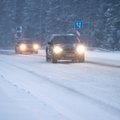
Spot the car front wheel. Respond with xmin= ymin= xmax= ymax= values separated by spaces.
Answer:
xmin=46 ymin=54 xmax=50 ymax=62
xmin=78 ymin=54 xmax=85 ymax=62
xmin=51 ymin=55 xmax=57 ymax=63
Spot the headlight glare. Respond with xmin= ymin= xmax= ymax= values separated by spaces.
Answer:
xmin=53 ymin=46 xmax=63 ymax=54
xmin=76 ymin=45 xmax=85 ymax=53
xmin=33 ymin=44 xmax=39 ymax=50
xmin=19 ymin=44 xmax=26 ymax=51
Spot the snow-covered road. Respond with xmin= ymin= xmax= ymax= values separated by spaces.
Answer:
xmin=0 ymin=49 xmax=120 ymax=120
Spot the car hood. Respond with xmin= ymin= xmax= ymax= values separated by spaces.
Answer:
xmin=55 ymin=44 xmax=78 ymax=48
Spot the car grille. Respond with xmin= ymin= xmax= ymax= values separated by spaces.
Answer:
xmin=64 ymin=48 xmax=75 ymax=53
xmin=27 ymin=44 xmax=33 ymax=48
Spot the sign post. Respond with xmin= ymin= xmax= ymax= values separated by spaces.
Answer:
xmin=74 ymin=20 xmax=83 ymax=41
xmin=15 ymin=26 xmax=23 ymax=40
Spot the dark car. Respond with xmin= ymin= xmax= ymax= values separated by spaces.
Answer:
xmin=46 ymin=34 xmax=86 ymax=63
xmin=15 ymin=40 xmax=40 ymax=54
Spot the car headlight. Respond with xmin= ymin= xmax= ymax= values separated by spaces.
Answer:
xmin=19 ymin=44 xmax=26 ymax=51
xmin=33 ymin=44 xmax=39 ymax=50
xmin=53 ymin=46 xmax=63 ymax=54
xmin=76 ymin=45 xmax=85 ymax=54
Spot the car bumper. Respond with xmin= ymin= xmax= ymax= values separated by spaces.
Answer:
xmin=17 ymin=47 xmax=38 ymax=53
xmin=53 ymin=52 xmax=84 ymax=60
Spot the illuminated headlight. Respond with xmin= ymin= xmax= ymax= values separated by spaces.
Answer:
xmin=53 ymin=46 xmax=63 ymax=54
xmin=33 ymin=44 xmax=39 ymax=50
xmin=76 ymin=45 xmax=85 ymax=54
xmin=19 ymin=44 xmax=26 ymax=51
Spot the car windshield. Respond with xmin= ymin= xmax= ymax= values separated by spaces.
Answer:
xmin=52 ymin=35 xmax=79 ymax=44
xmin=18 ymin=40 xmax=33 ymax=44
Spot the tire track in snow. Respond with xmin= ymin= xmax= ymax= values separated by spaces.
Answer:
xmin=86 ymin=61 xmax=120 ymax=68
xmin=2 ymin=60 xmax=120 ymax=117
xmin=38 ymin=54 xmax=120 ymax=68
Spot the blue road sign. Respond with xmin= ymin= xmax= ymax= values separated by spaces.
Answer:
xmin=74 ymin=21 xmax=83 ymax=29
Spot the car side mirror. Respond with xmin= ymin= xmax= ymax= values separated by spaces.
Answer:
xmin=48 ymin=41 xmax=51 ymax=45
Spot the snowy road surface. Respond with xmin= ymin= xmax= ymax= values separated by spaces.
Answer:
xmin=0 ymin=49 xmax=120 ymax=120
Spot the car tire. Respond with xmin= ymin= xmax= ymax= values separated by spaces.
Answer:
xmin=15 ymin=50 xmax=19 ymax=54
xmin=51 ymin=56 xmax=57 ymax=63
xmin=78 ymin=54 xmax=85 ymax=63
xmin=46 ymin=54 xmax=50 ymax=62
xmin=46 ymin=49 xmax=50 ymax=62
xmin=15 ymin=50 xmax=18 ymax=54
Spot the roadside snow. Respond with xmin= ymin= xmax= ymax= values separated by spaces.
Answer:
xmin=86 ymin=50 xmax=120 ymax=66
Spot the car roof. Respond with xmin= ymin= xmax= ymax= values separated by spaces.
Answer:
xmin=51 ymin=34 xmax=74 ymax=37
xmin=50 ymin=34 xmax=75 ymax=40
xmin=16 ymin=40 xmax=34 ymax=44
